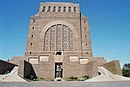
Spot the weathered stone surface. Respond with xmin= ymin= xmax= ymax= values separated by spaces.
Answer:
xmin=102 ymin=60 xmax=122 ymax=75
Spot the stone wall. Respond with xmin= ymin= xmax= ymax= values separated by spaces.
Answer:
xmin=0 ymin=60 xmax=17 ymax=74
xmin=18 ymin=60 xmax=36 ymax=79
xmin=9 ymin=56 xmax=27 ymax=65
xmin=92 ymin=57 xmax=107 ymax=66
xmin=102 ymin=60 xmax=122 ymax=75
xmin=34 ymin=55 xmax=55 ymax=80
xmin=28 ymin=55 xmax=88 ymax=80
xmin=25 ymin=2 xmax=93 ymax=59
xmin=86 ymin=61 xmax=98 ymax=78
xmin=86 ymin=57 xmax=107 ymax=78
xmin=63 ymin=55 xmax=87 ymax=78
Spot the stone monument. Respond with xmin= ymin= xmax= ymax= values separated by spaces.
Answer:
xmin=8 ymin=2 xmax=122 ymax=81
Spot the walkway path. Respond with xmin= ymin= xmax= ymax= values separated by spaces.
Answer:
xmin=0 ymin=81 xmax=130 ymax=87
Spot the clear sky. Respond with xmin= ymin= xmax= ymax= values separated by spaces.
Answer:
xmin=0 ymin=0 xmax=130 ymax=67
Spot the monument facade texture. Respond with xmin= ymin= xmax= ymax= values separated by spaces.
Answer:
xmin=9 ymin=2 xmax=122 ymax=80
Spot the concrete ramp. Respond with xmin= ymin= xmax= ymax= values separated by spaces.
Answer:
xmin=0 ymin=66 xmax=26 ymax=82
xmin=86 ymin=67 xmax=130 ymax=82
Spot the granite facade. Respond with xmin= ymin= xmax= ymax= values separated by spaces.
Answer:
xmin=8 ymin=2 xmax=122 ymax=80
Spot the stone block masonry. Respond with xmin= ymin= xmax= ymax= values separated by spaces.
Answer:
xmin=102 ymin=60 xmax=122 ymax=75
xmin=18 ymin=60 xmax=36 ymax=79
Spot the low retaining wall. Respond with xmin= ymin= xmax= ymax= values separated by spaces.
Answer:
xmin=18 ymin=60 xmax=36 ymax=79
xmin=102 ymin=60 xmax=122 ymax=75
xmin=0 ymin=60 xmax=17 ymax=74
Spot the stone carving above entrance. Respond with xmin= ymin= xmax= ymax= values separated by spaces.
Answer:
xmin=44 ymin=24 xmax=74 ymax=51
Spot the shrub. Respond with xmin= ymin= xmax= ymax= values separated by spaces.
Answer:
xmin=65 ymin=75 xmax=89 ymax=81
xmin=65 ymin=76 xmax=78 ymax=81
xmin=69 ymin=76 xmax=78 ymax=80
xmin=122 ymin=63 xmax=130 ymax=78
xmin=82 ymin=75 xmax=89 ymax=80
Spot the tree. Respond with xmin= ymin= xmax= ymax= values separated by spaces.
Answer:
xmin=122 ymin=63 xmax=130 ymax=77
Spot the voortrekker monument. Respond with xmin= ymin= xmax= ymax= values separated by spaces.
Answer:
xmin=0 ymin=2 xmax=124 ymax=81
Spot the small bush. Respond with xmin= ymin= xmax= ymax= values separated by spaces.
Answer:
xmin=65 ymin=76 xmax=78 ymax=81
xmin=40 ymin=77 xmax=44 ymax=80
xmin=82 ymin=75 xmax=89 ymax=80
xmin=65 ymin=75 xmax=89 ymax=81
xmin=26 ymin=75 xmax=35 ymax=80
xmin=34 ymin=77 xmax=44 ymax=81
xmin=69 ymin=76 xmax=78 ymax=80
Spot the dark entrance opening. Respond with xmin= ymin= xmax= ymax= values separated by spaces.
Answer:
xmin=98 ymin=72 xmax=101 ymax=75
xmin=55 ymin=63 xmax=63 ymax=78
xmin=56 ymin=51 xmax=62 ymax=55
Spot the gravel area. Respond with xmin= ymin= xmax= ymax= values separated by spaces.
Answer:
xmin=0 ymin=81 xmax=130 ymax=87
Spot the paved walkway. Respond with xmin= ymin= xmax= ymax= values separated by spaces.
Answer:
xmin=0 ymin=81 xmax=130 ymax=87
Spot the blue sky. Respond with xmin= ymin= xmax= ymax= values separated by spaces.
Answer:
xmin=0 ymin=0 xmax=130 ymax=67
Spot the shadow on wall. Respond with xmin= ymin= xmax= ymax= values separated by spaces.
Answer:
xmin=0 ymin=60 xmax=17 ymax=74
xmin=24 ymin=61 xmax=36 ymax=80
xmin=18 ymin=60 xmax=36 ymax=80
